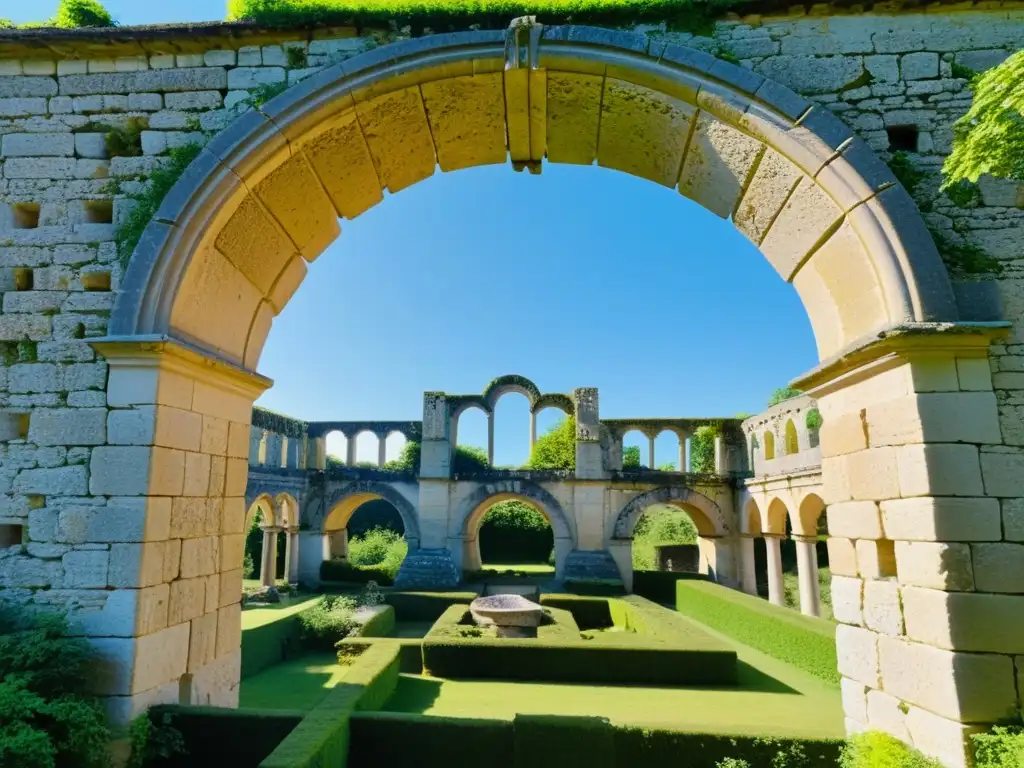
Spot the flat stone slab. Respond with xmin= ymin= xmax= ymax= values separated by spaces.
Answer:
xmin=470 ymin=594 xmax=544 ymax=629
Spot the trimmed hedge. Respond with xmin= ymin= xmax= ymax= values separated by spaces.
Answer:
xmin=260 ymin=643 xmax=401 ymax=768
xmin=385 ymin=590 xmax=482 ymax=621
xmin=146 ymin=705 xmax=304 ymax=767
xmin=348 ymin=711 xmax=515 ymax=768
xmin=539 ymin=594 xmax=613 ymax=629
xmin=352 ymin=605 xmax=396 ymax=638
xmin=340 ymin=637 xmax=423 ymax=673
xmin=632 ymin=570 xmax=707 ymax=604
xmin=345 ymin=711 xmax=841 ymax=768
xmin=320 ymin=559 xmax=394 ymax=586
xmin=242 ymin=601 xmax=320 ymax=679
xmin=515 ymin=715 xmax=615 ymax=768
xmin=421 ymin=597 xmax=736 ymax=685
xmin=564 ymin=578 xmax=626 ymax=596
xmin=615 ymin=727 xmax=844 ymax=767
xmin=675 ymin=580 xmax=839 ymax=685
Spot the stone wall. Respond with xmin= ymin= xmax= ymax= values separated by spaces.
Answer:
xmin=1 ymin=8 xmax=1023 ymax=758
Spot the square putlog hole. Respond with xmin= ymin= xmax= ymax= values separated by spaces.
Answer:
xmin=83 ymin=200 xmax=114 ymax=224
xmin=81 ymin=269 xmax=111 ymax=292
xmin=11 ymin=203 xmax=41 ymax=229
xmin=13 ymin=268 xmax=33 ymax=291
xmin=0 ymin=524 xmax=24 ymax=548
xmin=887 ymin=125 xmax=919 ymax=152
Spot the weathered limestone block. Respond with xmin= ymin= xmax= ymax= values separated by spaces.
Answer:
xmin=421 ymin=73 xmax=507 ymax=173
xmin=830 ymin=574 xmax=864 ymax=625
xmin=253 ymin=154 xmax=339 ymax=260
xmin=13 ymin=465 xmax=88 ymax=495
xmin=881 ymin=497 xmax=1002 ymax=542
xmin=59 ymin=68 xmax=228 ymax=96
xmin=678 ymin=115 xmax=762 ymax=217
xmin=108 ymin=542 xmax=165 ymax=588
xmin=906 ymin=706 xmax=986 ymax=768
xmin=180 ymin=536 xmax=219 ymax=579
xmin=760 ymin=177 xmax=843 ymax=280
xmin=4 ymin=134 xmax=74 ymax=159
xmin=903 ymin=586 xmax=1024 ymax=654
xmin=756 ymin=55 xmax=863 ymax=94
xmin=901 ymin=52 xmax=939 ymax=80
xmin=867 ymin=689 xmax=910 ymax=741
xmin=0 ymin=76 xmax=59 ymax=98
xmin=169 ymin=577 xmax=206 ymax=625
xmin=133 ymin=622 xmax=190 ymax=692
xmin=0 ymin=97 xmax=48 ymax=116
xmin=545 ymin=72 xmax=602 ymax=166
xmin=836 ymin=624 xmax=880 ymax=687
xmin=896 ymin=541 xmax=974 ymax=591
xmin=225 ymin=66 xmax=285 ymax=90
xmin=826 ymin=501 xmax=883 ymax=539
xmin=188 ymin=610 xmax=218 ymax=673
xmin=8 ymin=363 xmax=61 ymax=393
xmin=62 ymin=548 xmax=109 ymax=588
xmin=862 ymin=579 xmax=904 ymax=636
xmin=733 ymin=149 xmax=802 ymax=245
xmin=27 ymin=408 xmax=106 ymax=446
xmin=895 ymin=443 xmax=984 ymax=497
xmin=980 ymin=449 xmax=1024 ymax=497
xmin=878 ymin=635 xmax=1017 ymax=723
xmin=841 ymin=677 xmax=868 ymax=722
xmin=89 ymin=446 xmax=152 ymax=496
xmin=868 ymin=392 xmax=1002 ymax=447
xmin=970 ymin=543 xmax=1024 ymax=593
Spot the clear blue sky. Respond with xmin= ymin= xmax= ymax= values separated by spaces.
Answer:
xmin=18 ymin=1 xmax=818 ymax=467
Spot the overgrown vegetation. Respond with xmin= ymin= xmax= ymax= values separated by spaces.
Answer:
xmin=297 ymin=594 xmax=357 ymax=650
xmin=114 ymin=142 xmax=204 ymax=270
xmin=631 ymin=506 xmax=698 ymax=570
xmin=348 ymin=527 xmax=407 ymax=580
xmin=931 ymin=229 xmax=1003 ymax=276
xmin=943 ymin=50 xmax=1024 ymax=187
xmin=839 ymin=731 xmax=942 ymax=768
xmin=9 ymin=0 xmax=114 ymax=28
xmin=105 ymin=117 xmax=147 ymax=158
xmin=480 ymin=500 xmax=553 ymax=564
xmin=524 ymin=417 xmax=576 ymax=470
xmin=379 ymin=440 xmax=490 ymax=473
xmin=767 ymin=386 xmax=802 ymax=408
xmin=622 ymin=444 xmax=641 ymax=468
xmin=972 ymin=725 xmax=1024 ymax=768
xmin=0 ymin=606 xmax=110 ymax=768
xmin=227 ymin=0 xmax=744 ymax=36
xmin=689 ymin=425 xmax=717 ymax=473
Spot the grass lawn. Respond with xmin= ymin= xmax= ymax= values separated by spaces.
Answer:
xmin=238 ymin=652 xmax=349 ymax=711
xmin=382 ymin=616 xmax=843 ymax=740
xmin=240 ymin=595 xmax=321 ymax=631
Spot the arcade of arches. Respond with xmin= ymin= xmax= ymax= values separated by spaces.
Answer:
xmin=0 ymin=17 xmax=1022 ymax=768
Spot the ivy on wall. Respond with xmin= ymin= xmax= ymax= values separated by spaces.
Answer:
xmin=252 ymin=406 xmax=309 ymax=438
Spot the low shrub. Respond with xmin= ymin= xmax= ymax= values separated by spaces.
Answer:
xmin=839 ymin=731 xmax=942 ymax=767
xmin=348 ymin=527 xmax=407 ymax=579
xmin=298 ymin=595 xmax=357 ymax=651
xmin=350 ymin=605 xmax=396 ymax=639
xmin=348 ymin=711 xmax=515 ymax=768
xmin=675 ymin=580 xmax=839 ymax=685
xmin=479 ymin=500 xmax=553 ymax=563
xmin=0 ymin=605 xmax=110 ymax=768
xmin=631 ymin=506 xmax=698 ymax=570
xmin=972 ymin=725 xmax=1024 ymax=768
xmin=140 ymin=706 xmax=302 ymax=767
xmin=617 ymin=729 xmax=843 ymax=768
xmin=341 ymin=637 xmax=424 ymax=673
xmin=320 ymin=559 xmax=394 ymax=586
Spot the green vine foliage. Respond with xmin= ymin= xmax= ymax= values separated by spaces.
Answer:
xmin=115 ymin=142 xmax=203 ymax=270
xmin=931 ymin=230 xmax=1003 ymax=276
xmin=944 ymin=179 xmax=983 ymax=208
xmin=767 ymin=386 xmax=802 ymax=408
xmin=227 ymin=0 xmax=740 ymax=36
xmin=943 ymin=50 xmax=1024 ymax=187
xmin=805 ymin=408 xmax=822 ymax=431
xmin=689 ymin=425 xmax=717 ymax=473
xmin=524 ymin=417 xmax=576 ymax=470
xmin=887 ymin=151 xmax=927 ymax=197
xmin=622 ymin=444 xmax=641 ymax=468
xmin=10 ymin=0 xmax=114 ymax=28
xmin=252 ymin=406 xmax=308 ymax=439
xmin=380 ymin=441 xmax=490 ymax=473
xmin=105 ymin=117 xmax=148 ymax=158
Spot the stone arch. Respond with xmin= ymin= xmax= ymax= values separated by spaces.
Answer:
xmin=110 ymin=25 xmax=956 ymax=369
xmin=612 ymin=486 xmax=727 ymax=540
xmin=532 ymin=393 xmax=574 ymax=416
xmin=742 ymin=495 xmax=763 ymax=536
xmin=764 ymin=496 xmax=791 ymax=535
xmin=451 ymin=400 xmax=490 ymax=451
xmin=274 ymin=492 xmax=299 ymax=528
xmin=796 ymin=491 xmax=827 ymax=537
xmin=318 ymin=481 xmax=421 ymax=550
xmin=784 ymin=419 xmax=799 ymax=455
xmin=245 ymin=493 xmax=274 ymax=532
xmin=483 ymin=374 xmax=542 ymax=410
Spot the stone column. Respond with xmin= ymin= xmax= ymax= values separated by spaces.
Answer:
xmin=286 ymin=528 xmax=300 ymax=584
xmin=321 ymin=533 xmax=332 ymax=561
xmin=714 ymin=435 xmax=726 ymax=473
xmin=260 ymin=528 xmax=278 ymax=587
xmin=529 ymin=411 xmax=537 ymax=453
xmin=345 ymin=436 xmax=357 ymax=466
xmin=573 ymin=388 xmax=604 ymax=480
xmin=314 ymin=436 xmax=326 ymax=470
xmin=378 ymin=436 xmax=387 ymax=467
xmin=330 ymin=529 xmax=349 ymax=560
xmin=648 ymin=435 xmax=656 ymax=470
xmin=764 ymin=535 xmax=785 ymax=607
xmin=678 ymin=440 xmax=687 ymax=473
xmin=487 ymin=413 xmax=495 ymax=466
xmin=739 ymin=535 xmax=758 ymax=596
xmin=794 ymin=535 xmax=821 ymax=617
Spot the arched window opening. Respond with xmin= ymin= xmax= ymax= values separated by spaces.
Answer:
xmin=453 ymin=405 xmax=490 ymax=471
xmin=622 ymin=429 xmax=648 ymax=469
xmin=763 ymin=431 xmax=775 ymax=460
xmin=323 ymin=496 xmax=408 ymax=585
xmin=492 ymin=392 xmax=531 ymax=469
xmin=384 ymin=431 xmax=408 ymax=467
xmin=324 ymin=430 xmax=347 ymax=468
xmin=243 ymin=498 xmax=288 ymax=587
xmin=653 ymin=430 xmax=683 ymax=472
xmin=354 ymin=431 xmax=380 ymax=467
xmin=478 ymin=500 xmax=554 ymax=570
xmin=631 ymin=504 xmax=699 ymax=572
xmin=784 ymin=419 xmax=799 ymax=455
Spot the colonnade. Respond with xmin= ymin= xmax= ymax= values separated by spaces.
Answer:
xmin=257 ymin=524 xmax=301 ymax=587
xmin=344 ymin=434 xmax=390 ymax=467
xmin=738 ymin=532 xmax=822 ymax=617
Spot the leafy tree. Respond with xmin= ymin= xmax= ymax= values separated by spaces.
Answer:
xmin=479 ymin=500 xmax=552 ymax=563
xmin=943 ymin=50 xmax=1024 ymax=187
xmin=524 ymin=417 xmax=576 ymax=470
xmin=657 ymin=462 xmax=676 ymax=472
xmin=622 ymin=445 xmax=641 ymax=469
xmin=632 ymin=506 xmax=699 ymax=570
xmin=768 ymin=387 xmax=803 ymax=407
xmin=0 ymin=607 xmax=110 ymax=768
xmin=53 ymin=0 xmax=115 ymax=27
xmin=382 ymin=440 xmax=489 ymax=473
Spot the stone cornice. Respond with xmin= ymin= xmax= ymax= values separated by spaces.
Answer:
xmin=793 ymin=321 xmax=1011 ymax=396
xmin=90 ymin=333 xmax=273 ymax=399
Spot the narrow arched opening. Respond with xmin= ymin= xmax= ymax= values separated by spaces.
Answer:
xmin=478 ymin=500 xmax=554 ymax=571
xmin=321 ymin=492 xmax=410 ymax=585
